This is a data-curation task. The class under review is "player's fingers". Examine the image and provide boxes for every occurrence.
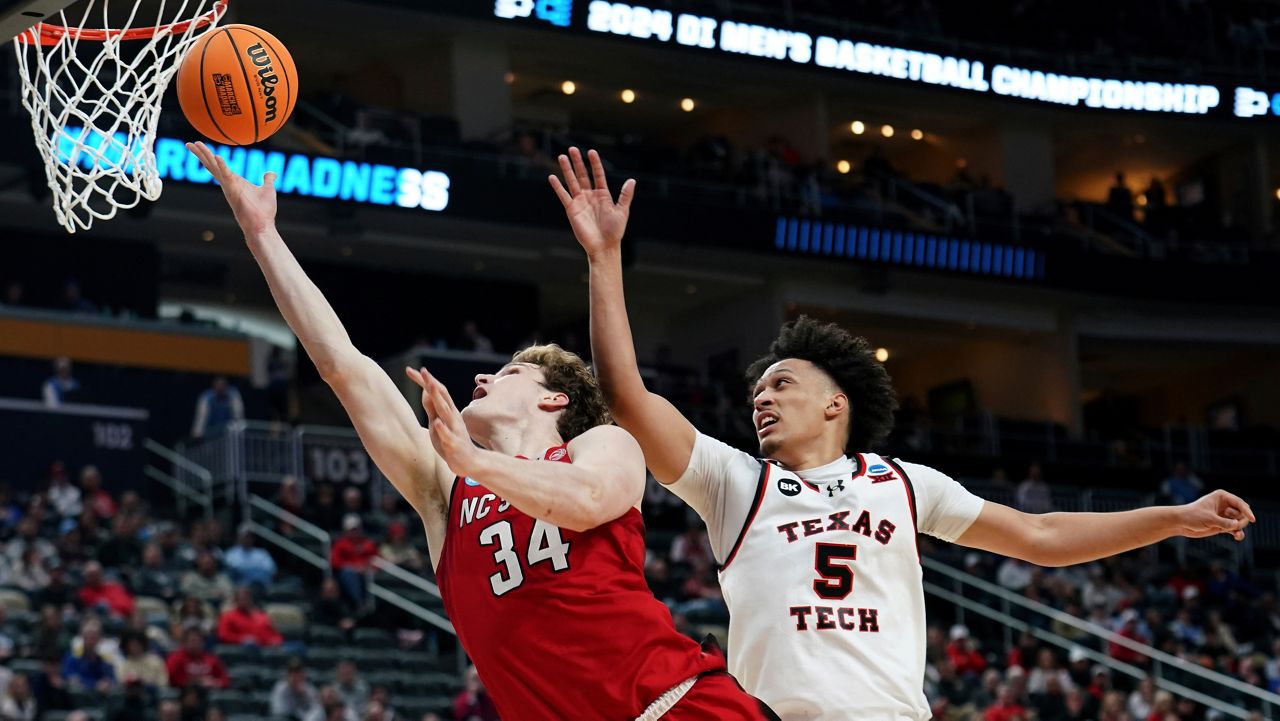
[405,366,425,387]
[569,147,592,191]
[1223,492,1256,523]
[557,154,581,196]
[588,149,609,193]
[424,369,462,415]
[186,143,219,179]
[548,175,573,208]
[262,171,277,191]
[618,178,637,212]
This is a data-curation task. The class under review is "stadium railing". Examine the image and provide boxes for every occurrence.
[923,556,1280,719]
[144,437,216,518]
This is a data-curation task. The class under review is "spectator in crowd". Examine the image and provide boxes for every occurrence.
[60,618,115,692]
[461,320,494,353]
[224,525,277,591]
[156,698,182,721]
[1014,462,1053,514]
[377,522,424,572]
[1106,172,1134,221]
[366,494,402,537]
[166,626,229,690]
[41,359,82,408]
[179,521,224,569]
[78,561,135,619]
[947,625,987,678]
[333,660,369,715]
[997,557,1034,592]
[180,552,234,607]
[1027,648,1074,694]
[1126,676,1155,720]
[452,666,499,721]
[191,377,245,439]
[10,548,49,594]
[1109,608,1150,666]
[113,631,168,690]
[341,488,365,525]
[669,523,713,566]
[63,280,96,314]
[305,687,351,721]
[217,586,283,647]
[330,515,377,607]
[172,597,216,639]
[315,577,357,636]
[97,513,144,570]
[134,543,180,603]
[1,672,36,721]
[6,518,55,568]
[1161,461,1204,505]
[109,677,152,721]
[271,657,321,721]
[311,483,344,534]
[984,683,1026,721]
[78,466,116,519]
[30,654,72,717]
[45,463,82,518]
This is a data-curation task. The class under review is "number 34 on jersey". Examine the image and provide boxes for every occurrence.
[458,488,571,597]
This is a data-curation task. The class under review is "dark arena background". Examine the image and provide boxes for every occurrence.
[0,0,1279,719]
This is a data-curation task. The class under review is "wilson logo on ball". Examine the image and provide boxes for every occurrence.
[246,43,281,122]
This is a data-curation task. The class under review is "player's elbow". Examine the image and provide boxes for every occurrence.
[1012,515,1074,567]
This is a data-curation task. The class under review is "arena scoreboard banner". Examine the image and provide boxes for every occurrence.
[493,0,1274,120]
[0,398,147,493]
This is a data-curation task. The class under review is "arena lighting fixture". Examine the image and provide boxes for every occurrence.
[1274,188,1280,201]
[200,230,214,242]
[1137,194,1148,207]
[875,347,890,363]
[504,72,516,85]
[836,160,851,174]
[561,80,577,95]
[621,89,636,103]
[881,124,895,138]
[911,129,924,140]
[680,97,696,112]
[851,120,866,135]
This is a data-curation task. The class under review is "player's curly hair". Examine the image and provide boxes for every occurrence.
[511,344,613,442]
[744,316,898,450]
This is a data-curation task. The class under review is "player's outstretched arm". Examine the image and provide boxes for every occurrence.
[187,142,451,561]
[956,489,1256,567]
[549,147,697,484]
[410,367,644,532]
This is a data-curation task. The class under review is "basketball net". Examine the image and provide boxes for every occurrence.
[13,0,227,233]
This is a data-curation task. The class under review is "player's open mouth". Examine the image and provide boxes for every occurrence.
[472,386,487,400]
[756,413,779,435]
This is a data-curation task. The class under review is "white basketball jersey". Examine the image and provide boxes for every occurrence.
[718,453,929,721]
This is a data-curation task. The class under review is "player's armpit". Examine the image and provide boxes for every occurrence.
[608,390,698,485]
[564,424,647,520]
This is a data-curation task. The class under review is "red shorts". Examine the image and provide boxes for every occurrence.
[663,673,775,721]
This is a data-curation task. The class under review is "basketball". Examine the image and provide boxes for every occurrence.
[176,24,298,146]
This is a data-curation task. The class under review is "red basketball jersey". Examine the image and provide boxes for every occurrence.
[437,445,723,720]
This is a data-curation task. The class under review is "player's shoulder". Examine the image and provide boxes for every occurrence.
[566,424,643,459]
[860,453,955,485]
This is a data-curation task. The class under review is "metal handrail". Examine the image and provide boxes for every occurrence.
[245,520,327,570]
[371,557,443,598]
[143,466,212,518]
[924,582,1259,720]
[923,556,1280,708]
[247,494,330,548]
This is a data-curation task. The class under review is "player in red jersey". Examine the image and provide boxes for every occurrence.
[187,142,776,721]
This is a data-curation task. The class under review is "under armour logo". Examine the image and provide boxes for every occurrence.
[827,479,846,497]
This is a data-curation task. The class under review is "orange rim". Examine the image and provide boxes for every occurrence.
[16,0,227,45]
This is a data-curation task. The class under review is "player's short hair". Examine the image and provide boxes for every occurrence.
[745,315,897,450]
[511,344,612,442]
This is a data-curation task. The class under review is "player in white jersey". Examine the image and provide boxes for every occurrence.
[548,147,1258,721]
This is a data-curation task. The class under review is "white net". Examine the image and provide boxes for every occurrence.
[13,0,226,233]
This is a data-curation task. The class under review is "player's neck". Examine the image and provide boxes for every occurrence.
[774,438,847,473]
[473,418,564,460]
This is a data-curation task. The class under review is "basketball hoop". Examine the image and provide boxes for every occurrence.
[13,0,228,233]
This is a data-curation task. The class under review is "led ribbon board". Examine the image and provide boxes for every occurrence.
[494,0,1280,119]
[54,128,451,212]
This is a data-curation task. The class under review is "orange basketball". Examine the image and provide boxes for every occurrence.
[176,24,298,146]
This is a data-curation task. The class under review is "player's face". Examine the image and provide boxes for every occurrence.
[752,359,842,460]
[462,362,559,428]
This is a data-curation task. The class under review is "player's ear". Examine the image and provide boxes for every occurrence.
[825,392,848,421]
[538,391,570,413]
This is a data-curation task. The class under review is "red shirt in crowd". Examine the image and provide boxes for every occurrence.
[453,689,500,721]
[216,607,283,646]
[166,649,230,688]
[78,581,135,618]
[985,702,1027,721]
[947,640,988,676]
[330,536,378,571]
[86,489,117,519]
[1108,625,1148,665]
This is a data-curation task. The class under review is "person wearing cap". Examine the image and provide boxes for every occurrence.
[1109,608,1149,666]
[270,657,321,721]
[224,525,278,591]
[216,587,283,647]
[330,515,377,607]
[946,624,987,678]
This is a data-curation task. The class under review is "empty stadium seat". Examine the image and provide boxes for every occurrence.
[265,603,307,638]
[0,590,29,615]
[307,624,345,647]
[134,595,169,622]
[353,627,391,648]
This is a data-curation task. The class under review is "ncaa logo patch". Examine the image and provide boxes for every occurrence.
[777,478,801,497]
[547,447,567,462]
[868,463,896,484]
[464,477,480,487]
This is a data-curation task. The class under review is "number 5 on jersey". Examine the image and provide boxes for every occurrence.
[478,519,571,596]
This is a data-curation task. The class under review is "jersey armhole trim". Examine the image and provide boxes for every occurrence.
[883,458,921,562]
[719,461,770,573]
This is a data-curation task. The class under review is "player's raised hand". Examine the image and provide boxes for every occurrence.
[406,366,480,478]
[548,147,636,258]
[1178,489,1256,541]
[186,141,278,237]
